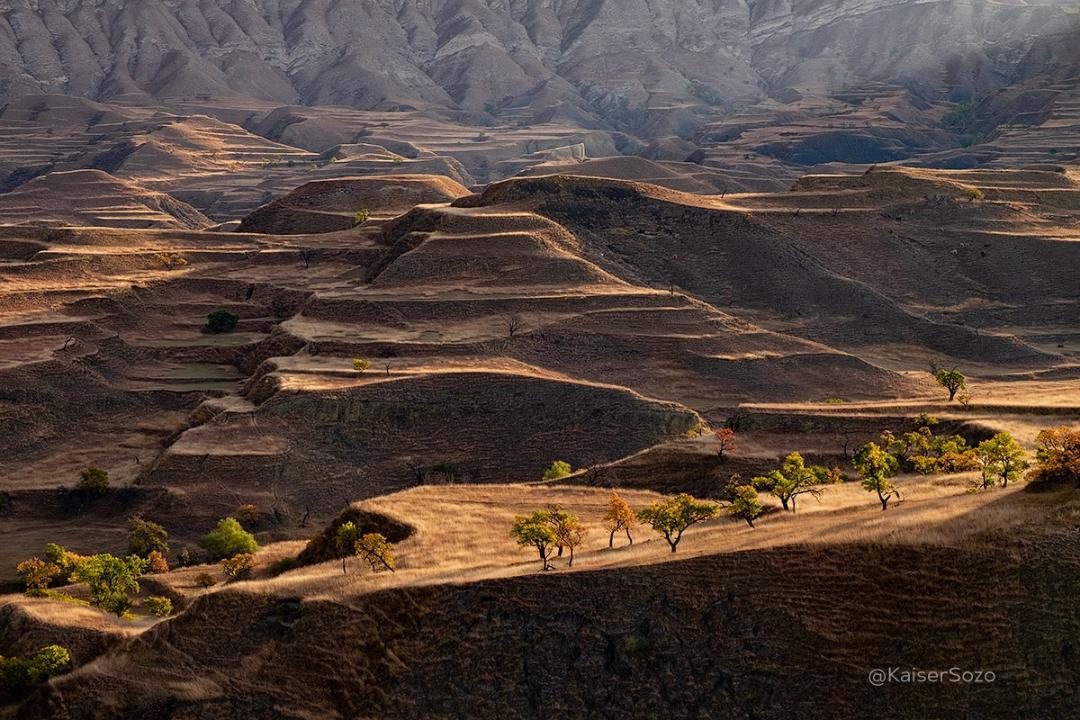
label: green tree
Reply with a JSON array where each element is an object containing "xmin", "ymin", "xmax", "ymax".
[
  {"xmin": 603, "ymin": 491, "xmax": 636, "ymax": 547},
  {"xmin": 854, "ymin": 443, "xmax": 901, "ymax": 510},
  {"xmin": 729, "ymin": 485, "xmax": 764, "ymax": 527},
  {"xmin": 355, "ymin": 533, "xmax": 395, "ymax": 573},
  {"xmin": 975, "ymin": 433, "xmax": 1028, "ymax": 489},
  {"xmin": 638, "ymin": 493, "xmax": 721, "ymax": 552},
  {"xmin": 934, "ymin": 368, "xmax": 966, "ymax": 402},
  {"xmin": 71, "ymin": 554, "xmax": 148, "ymax": 617},
  {"xmin": 145, "ymin": 596, "xmax": 173, "ymax": 617},
  {"xmin": 752, "ymin": 452, "xmax": 826, "ymax": 513},
  {"xmin": 127, "ymin": 517, "xmax": 169, "ymax": 558},
  {"xmin": 77, "ymin": 467, "xmax": 109, "ymax": 496},
  {"xmin": 0, "ymin": 645, "xmax": 70, "ymax": 701},
  {"xmin": 200, "ymin": 518, "xmax": 259, "ymax": 560},
  {"xmin": 511, "ymin": 510, "xmax": 558, "ymax": 570},
  {"xmin": 43, "ymin": 543, "xmax": 86, "ymax": 580},
  {"xmin": 335, "ymin": 521, "xmax": 360, "ymax": 574},
  {"xmin": 352, "ymin": 358, "xmax": 371, "ymax": 373},
  {"xmin": 543, "ymin": 460, "xmax": 572, "ymax": 481}
]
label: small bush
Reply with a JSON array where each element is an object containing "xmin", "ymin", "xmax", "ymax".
[
  {"xmin": 146, "ymin": 550, "xmax": 169, "ymax": 574},
  {"xmin": 176, "ymin": 546, "xmax": 195, "ymax": 568},
  {"xmin": 221, "ymin": 553, "xmax": 256, "ymax": 581},
  {"xmin": 200, "ymin": 518, "xmax": 259, "ymax": 560},
  {"xmin": 194, "ymin": 572, "xmax": 216, "ymax": 589},
  {"xmin": 352, "ymin": 358, "xmax": 371, "ymax": 373},
  {"xmin": 542, "ymin": 460, "xmax": 572, "ymax": 481},
  {"xmin": 16, "ymin": 558, "xmax": 59, "ymax": 595},
  {"xmin": 128, "ymin": 517, "xmax": 169, "ymax": 558},
  {"xmin": 77, "ymin": 467, "xmax": 109, "ymax": 496},
  {"xmin": 235, "ymin": 504, "xmax": 260, "ymax": 526},
  {"xmin": 145, "ymin": 596, "xmax": 173, "ymax": 617},
  {"xmin": 355, "ymin": 534, "xmax": 395, "ymax": 573},
  {"xmin": 206, "ymin": 310, "xmax": 240, "ymax": 334},
  {"xmin": 0, "ymin": 645, "xmax": 70, "ymax": 701},
  {"xmin": 354, "ymin": 209, "xmax": 370, "ymax": 226}
]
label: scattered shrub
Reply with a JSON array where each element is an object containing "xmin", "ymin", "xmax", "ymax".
[
  {"xmin": 355, "ymin": 534, "xmax": 395, "ymax": 573},
  {"xmin": 154, "ymin": 252, "xmax": 187, "ymax": 270},
  {"xmin": 16, "ymin": 558, "xmax": 59, "ymax": 595},
  {"xmin": 1028, "ymin": 427, "xmax": 1080, "ymax": 488},
  {"xmin": 127, "ymin": 517, "xmax": 169, "ymax": 558},
  {"xmin": 194, "ymin": 572, "xmax": 216, "ymax": 588},
  {"xmin": 146, "ymin": 550, "xmax": 169, "ymax": 574},
  {"xmin": 77, "ymin": 467, "xmax": 109, "ymax": 496},
  {"xmin": 235, "ymin": 504, "xmax": 260, "ymax": 526},
  {"xmin": 70, "ymin": 554, "xmax": 148, "ymax": 617},
  {"xmin": 145, "ymin": 596, "xmax": 173, "ymax": 617},
  {"xmin": 352, "ymin": 358, "xmax": 371, "ymax": 373},
  {"xmin": 354, "ymin": 209, "xmax": 370, "ymax": 226},
  {"xmin": 205, "ymin": 310, "xmax": 240, "ymax": 334},
  {"xmin": 881, "ymin": 427, "xmax": 978, "ymax": 475},
  {"xmin": 200, "ymin": 518, "xmax": 259, "ymax": 560},
  {"xmin": 0, "ymin": 645, "xmax": 70, "ymax": 701},
  {"xmin": 542, "ymin": 460, "xmax": 572, "ymax": 481},
  {"xmin": 177, "ymin": 546, "xmax": 195, "ymax": 568},
  {"xmin": 221, "ymin": 553, "xmax": 255, "ymax": 581}
]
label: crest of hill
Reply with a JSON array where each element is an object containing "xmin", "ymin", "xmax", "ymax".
[
  {"xmin": 462, "ymin": 173, "xmax": 1061, "ymax": 369},
  {"xmin": 516, "ymin": 156, "xmax": 755, "ymax": 195},
  {"xmin": 236, "ymin": 175, "xmax": 471, "ymax": 235},
  {"xmin": 0, "ymin": 170, "xmax": 210, "ymax": 229}
]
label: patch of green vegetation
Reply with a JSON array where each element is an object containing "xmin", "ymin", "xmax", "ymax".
[{"xmin": 205, "ymin": 310, "xmax": 240, "ymax": 334}]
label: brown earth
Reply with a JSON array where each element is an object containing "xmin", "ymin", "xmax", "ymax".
[{"xmin": 0, "ymin": 162, "xmax": 1076, "ymax": 719}]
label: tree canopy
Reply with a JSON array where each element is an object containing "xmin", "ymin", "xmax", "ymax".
[
  {"xmin": 638, "ymin": 494, "xmax": 720, "ymax": 552},
  {"xmin": 200, "ymin": 517, "xmax": 259, "ymax": 560},
  {"xmin": 854, "ymin": 442, "xmax": 901, "ymax": 510}
]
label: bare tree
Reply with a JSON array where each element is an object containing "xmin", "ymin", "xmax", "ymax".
[
  {"xmin": 299, "ymin": 249, "xmax": 317, "ymax": 269},
  {"xmin": 504, "ymin": 314, "xmax": 524, "ymax": 338}
]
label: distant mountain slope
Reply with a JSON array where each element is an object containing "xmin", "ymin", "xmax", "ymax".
[{"xmin": 0, "ymin": 0, "xmax": 1076, "ymax": 132}]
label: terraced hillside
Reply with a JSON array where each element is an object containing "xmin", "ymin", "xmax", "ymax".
[{"xmin": 0, "ymin": 167, "xmax": 1077, "ymax": 719}]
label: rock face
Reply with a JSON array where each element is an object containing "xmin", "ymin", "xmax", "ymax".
[{"xmin": 0, "ymin": 0, "xmax": 1075, "ymax": 127}]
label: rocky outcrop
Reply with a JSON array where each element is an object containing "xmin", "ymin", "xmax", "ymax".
[{"xmin": 0, "ymin": 0, "xmax": 1076, "ymax": 129}]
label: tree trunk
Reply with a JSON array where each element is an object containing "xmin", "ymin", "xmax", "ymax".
[
  {"xmin": 341, "ymin": 556, "xmax": 347, "ymax": 575},
  {"xmin": 781, "ymin": 496, "xmax": 790, "ymax": 511},
  {"xmin": 879, "ymin": 489, "xmax": 889, "ymax": 511},
  {"xmin": 568, "ymin": 546, "xmax": 574, "ymax": 568},
  {"xmin": 949, "ymin": 387, "xmax": 958, "ymax": 401},
  {"xmin": 626, "ymin": 528, "xmax": 633, "ymax": 545},
  {"xmin": 791, "ymin": 496, "xmax": 797, "ymax": 514},
  {"xmin": 745, "ymin": 517, "xmax": 755, "ymax": 528},
  {"xmin": 609, "ymin": 530, "xmax": 615, "ymax": 548}
]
